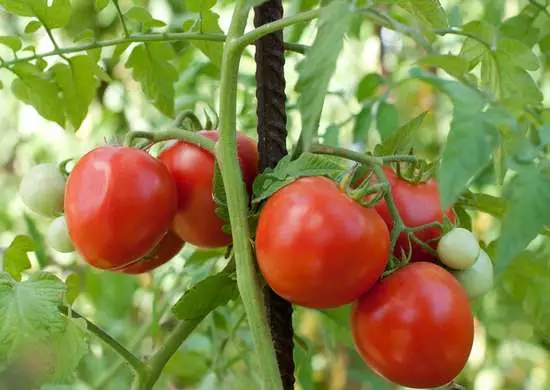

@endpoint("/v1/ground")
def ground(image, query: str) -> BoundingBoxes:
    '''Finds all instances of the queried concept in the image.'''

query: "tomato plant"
[352,262,474,388]
[159,130,259,248]
[255,176,390,308]
[64,146,177,270]
[2,0,550,389]
[374,167,456,262]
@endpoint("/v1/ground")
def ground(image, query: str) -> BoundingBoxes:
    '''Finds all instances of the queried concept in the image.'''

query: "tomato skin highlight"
[352,262,474,389]
[159,130,258,248]
[120,230,184,274]
[64,146,177,270]
[255,176,390,309]
[374,168,455,262]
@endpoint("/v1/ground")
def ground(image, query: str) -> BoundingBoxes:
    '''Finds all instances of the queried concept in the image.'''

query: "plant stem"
[59,306,146,376]
[310,143,416,164]
[141,317,203,388]
[217,1,283,389]
[112,0,131,38]
[124,129,216,153]
[0,33,307,70]
[235,7,323,49]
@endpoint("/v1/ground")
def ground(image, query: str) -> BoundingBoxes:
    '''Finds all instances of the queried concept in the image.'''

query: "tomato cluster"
[255,167,494,388]
[19,130,259,274]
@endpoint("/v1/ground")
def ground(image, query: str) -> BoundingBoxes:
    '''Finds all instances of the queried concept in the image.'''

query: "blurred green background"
[1,0,550,389]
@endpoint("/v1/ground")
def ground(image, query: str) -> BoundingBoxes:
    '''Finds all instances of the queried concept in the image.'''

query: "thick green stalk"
[216,2,283,389]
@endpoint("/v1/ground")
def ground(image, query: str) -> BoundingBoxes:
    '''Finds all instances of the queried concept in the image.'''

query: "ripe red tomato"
[374,167,455,262]
[255,176,390,309]
[120,230,184,274]
[65,146,177,270]
[352,262,474,389]
[159,130,258,248]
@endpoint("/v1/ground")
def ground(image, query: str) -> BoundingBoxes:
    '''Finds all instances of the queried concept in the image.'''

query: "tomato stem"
[124,130,216,153]
[59,306,147,377]
[234,7,324,50]
[216,2,283,389]
[309,143,444,265]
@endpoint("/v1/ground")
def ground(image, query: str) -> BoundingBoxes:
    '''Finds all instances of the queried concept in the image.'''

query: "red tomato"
[120,230,184,274]
[159,130,258,248]
[374,167,455,262]
[255,176,390,309]
[65,146,177,270]
[352,262,474,388]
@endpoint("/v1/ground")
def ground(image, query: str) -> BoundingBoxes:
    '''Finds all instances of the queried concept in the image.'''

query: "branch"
[0,33,308,70]
[236,7,323,49]
[59,306,146,376]
[140,317,203,388]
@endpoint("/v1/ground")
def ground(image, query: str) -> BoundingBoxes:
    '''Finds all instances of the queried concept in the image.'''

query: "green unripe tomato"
[46,216,74,253]
[453,249,494,299]
[19,163,66,218]
[437,227,480,270]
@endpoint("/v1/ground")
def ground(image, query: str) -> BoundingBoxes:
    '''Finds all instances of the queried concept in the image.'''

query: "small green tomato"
[437,227,480,270]
[453,249,494,299]
[19,163,66,218]
[46,216,74,253]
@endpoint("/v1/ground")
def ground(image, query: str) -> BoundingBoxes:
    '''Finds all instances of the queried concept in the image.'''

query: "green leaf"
[47,317,88,383]
[3,235,36,281]
[172,273,237,320]
[126,42,178,117]
[24,20,42,34]
[502,249,550,339]
[376,102,399,141]
[352,105,372,143]
[457,190,507,219]
[399,0,448,28]
[495,168,550,275]
[0,0,72,29]
[95,0,109,11]
[418,54,468,78]
[0,35,22,52]
[23,214,47,268]
[355,73,384,101]
[252,153,345,204]
[459,20,496,69]
[64,274,80,305]
[295,1,352,151]
[495,37,539,71]
[187,0,216,11]
[438,113,499,209]
[125,6,166,30]
[52,55,99,129]
[183,11,223,69]
[0,272,66,358]
[377,111,427,155]
[11,63,65,126]
[500,67,543,106]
